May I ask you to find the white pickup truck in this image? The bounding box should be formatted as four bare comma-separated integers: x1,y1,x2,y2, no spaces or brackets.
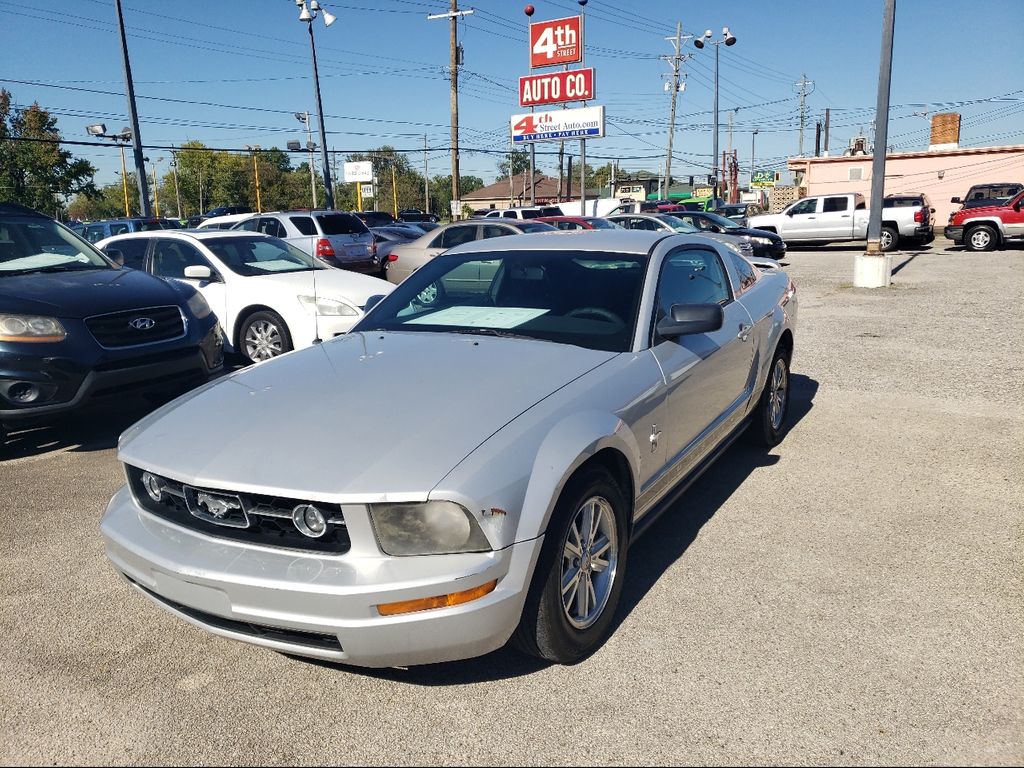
746,192,933,251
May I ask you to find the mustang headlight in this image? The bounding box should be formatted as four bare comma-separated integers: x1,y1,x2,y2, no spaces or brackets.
750,236,774,246
0,313,67,343
369,501,492,556
185,291,213,319
298,295,359,316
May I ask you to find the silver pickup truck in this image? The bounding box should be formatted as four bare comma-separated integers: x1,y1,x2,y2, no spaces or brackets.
746,192,933,251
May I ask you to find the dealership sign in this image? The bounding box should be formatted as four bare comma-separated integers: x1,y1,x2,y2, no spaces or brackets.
511,105,604,144
529,16,582,68
343,161,373,183
519,68,595,107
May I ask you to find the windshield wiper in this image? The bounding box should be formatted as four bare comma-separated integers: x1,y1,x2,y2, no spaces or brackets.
447,327,532,339
1,264,104,276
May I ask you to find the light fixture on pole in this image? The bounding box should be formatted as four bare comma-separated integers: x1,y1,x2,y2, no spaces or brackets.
87,123,133,217
750,128,759,190
293,0,336,209
694,25,737,206
294,111,318,208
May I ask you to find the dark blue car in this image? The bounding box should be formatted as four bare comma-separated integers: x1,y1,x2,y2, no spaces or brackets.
0,204,224,445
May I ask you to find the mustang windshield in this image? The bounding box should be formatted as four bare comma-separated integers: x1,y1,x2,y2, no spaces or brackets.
357,249,648,353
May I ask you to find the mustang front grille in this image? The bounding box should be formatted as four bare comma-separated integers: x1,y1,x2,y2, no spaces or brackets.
125,465,351,555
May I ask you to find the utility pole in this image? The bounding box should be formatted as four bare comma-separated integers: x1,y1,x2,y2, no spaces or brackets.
114,0,151,217
423,134,430,213
170,148,182,219
794,72,815,157
855,0,897,288
661,22,690,198
428,3,474,219
508,135,515,206
727,109,736,157
824,108,831,156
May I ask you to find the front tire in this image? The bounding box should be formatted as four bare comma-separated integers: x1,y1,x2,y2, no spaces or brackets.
513,466,629,664
965,224,997,252
749,346,790,447
239,310,293,364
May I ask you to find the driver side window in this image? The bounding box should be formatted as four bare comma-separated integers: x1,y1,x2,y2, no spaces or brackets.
151,239,212,279
789,198,818,215
652,248,731,344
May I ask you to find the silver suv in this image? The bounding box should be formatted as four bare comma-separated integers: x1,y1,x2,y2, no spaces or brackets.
233,210,379,275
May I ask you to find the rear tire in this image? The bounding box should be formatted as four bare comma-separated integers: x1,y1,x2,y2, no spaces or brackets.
749,345,791,447
880,226,899,252
513,466,629,664
239,310,293,364
965,224,997,252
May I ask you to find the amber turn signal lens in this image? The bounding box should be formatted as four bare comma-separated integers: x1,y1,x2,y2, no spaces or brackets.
376,579,498,617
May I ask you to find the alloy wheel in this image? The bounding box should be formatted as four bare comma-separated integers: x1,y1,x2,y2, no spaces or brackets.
244,320,283,361
560,495,619,630
769,357,788,431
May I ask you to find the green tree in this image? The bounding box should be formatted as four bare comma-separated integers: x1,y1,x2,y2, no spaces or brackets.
0,89,96,215
430,174,483,219
497,149,530,180
68,175,138,220
345,146,426,213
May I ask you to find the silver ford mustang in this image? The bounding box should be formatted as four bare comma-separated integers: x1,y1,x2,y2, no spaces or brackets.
101,230,798,667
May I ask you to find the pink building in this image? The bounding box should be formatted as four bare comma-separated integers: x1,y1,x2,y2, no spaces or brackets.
787,144,1024,229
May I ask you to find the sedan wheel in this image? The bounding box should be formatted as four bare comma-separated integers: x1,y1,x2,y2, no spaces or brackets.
240,311,293,364
513,466,629,664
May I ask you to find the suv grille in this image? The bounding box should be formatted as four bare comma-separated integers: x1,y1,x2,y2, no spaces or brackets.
86,306,185,348
125,466,351,555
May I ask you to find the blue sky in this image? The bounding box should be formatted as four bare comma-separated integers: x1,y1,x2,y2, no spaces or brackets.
3,0,1023,189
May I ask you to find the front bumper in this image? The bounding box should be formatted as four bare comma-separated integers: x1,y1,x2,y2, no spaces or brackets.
944,226,964,244
0,321,222,423
751,239,787,260
101,485,541,667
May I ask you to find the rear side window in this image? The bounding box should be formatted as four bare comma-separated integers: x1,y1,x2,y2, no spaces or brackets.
290,216,316,236
516,222,556,233
437,225,478,248
555,221,582,230
84,224,107,242
481,224,512,239
151,239,211,279
823,197,849,213
316,213,368,235
109,223,131,236
235,218,258,231
727,251,758,293
256,217,285,239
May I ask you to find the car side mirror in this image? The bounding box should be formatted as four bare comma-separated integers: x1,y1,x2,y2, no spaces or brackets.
656,303,724,339
183,265,213,280
950,197,961,204
1014,200,1022,212
105,248,124,267
785,209,794,217
364,294,386,312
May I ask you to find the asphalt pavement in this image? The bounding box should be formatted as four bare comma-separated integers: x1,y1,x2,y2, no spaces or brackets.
1,238,1021,765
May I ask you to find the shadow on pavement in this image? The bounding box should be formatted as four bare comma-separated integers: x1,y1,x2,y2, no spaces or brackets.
891,253,919,275
1,396,166,461
299,373,819,685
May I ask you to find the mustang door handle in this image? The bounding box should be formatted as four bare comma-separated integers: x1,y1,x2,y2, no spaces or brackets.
737,323,752,341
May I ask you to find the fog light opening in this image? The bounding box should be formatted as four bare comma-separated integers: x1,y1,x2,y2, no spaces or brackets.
7,382,40,403
292,504,328,538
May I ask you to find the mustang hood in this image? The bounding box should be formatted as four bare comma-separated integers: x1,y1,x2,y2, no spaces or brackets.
119,332,615,500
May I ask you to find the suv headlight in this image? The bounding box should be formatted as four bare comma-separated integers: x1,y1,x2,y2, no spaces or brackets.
0,313,67,343
369,501,492,556
186,291,213,319
298,295,359,316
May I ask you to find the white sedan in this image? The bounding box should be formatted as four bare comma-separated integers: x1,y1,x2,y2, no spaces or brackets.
96,230,393,363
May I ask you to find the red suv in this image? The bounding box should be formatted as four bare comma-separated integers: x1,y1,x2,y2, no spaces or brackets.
945,189,1024,251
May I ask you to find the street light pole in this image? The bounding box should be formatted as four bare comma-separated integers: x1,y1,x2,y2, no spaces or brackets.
295,112,318,208
170,149,182,219
694,26,736,206
113,0,151,217
296,1,337,209
750,128,758,189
